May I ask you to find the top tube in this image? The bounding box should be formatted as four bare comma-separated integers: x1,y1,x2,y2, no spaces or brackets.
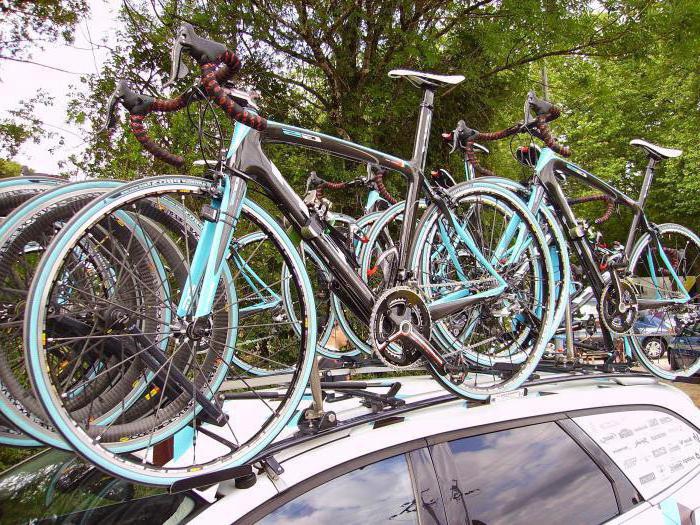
261,121,413,177
535,147,637,209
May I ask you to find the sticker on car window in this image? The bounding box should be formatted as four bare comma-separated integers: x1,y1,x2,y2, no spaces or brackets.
573,410,700,499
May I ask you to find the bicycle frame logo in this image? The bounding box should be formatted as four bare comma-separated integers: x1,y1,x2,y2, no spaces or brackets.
282,129,322,142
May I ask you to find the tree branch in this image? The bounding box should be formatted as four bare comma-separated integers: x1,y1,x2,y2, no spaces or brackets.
0,55,85,75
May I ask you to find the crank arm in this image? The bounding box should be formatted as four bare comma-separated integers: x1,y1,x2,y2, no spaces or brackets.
379,323,447,375
429,290,503,322
636,298,678,311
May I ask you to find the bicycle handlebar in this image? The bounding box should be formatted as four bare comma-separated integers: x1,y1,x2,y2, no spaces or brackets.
534,115,571,157
170,23,267,131
444,92,571,166
105,80,185,168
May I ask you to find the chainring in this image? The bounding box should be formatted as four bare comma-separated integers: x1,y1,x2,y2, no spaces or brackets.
599,279,638,334
369,286,431,369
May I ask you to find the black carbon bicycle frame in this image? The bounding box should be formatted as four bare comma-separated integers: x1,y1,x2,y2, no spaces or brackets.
536,152,668,350
227,88,437,324
538,154,658,293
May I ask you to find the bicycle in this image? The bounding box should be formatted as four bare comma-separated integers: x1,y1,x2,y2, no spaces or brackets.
449,91,700,378
22,24,555,485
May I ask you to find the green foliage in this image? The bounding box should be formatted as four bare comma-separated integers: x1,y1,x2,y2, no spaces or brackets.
5,0,700,231
538,1,700,238
0,159,23,178
0,91,56,158
0,446,41,474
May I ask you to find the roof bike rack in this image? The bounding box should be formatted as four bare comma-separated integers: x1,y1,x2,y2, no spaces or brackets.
172,365,662,493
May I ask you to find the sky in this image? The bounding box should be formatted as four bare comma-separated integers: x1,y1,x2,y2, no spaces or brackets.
0,0,121,174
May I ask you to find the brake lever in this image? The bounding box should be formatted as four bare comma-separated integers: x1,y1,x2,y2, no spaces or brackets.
449,131,459,154
448,120,478,153
306,171,326,192
165,23,228,88
164,36,189,88
98,80,155,133
100,89,120,133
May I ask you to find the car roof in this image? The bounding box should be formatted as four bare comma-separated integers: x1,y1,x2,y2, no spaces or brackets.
189,372,700,524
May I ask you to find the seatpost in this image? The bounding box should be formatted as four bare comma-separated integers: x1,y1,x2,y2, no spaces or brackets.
396,88,435,279
638,156,657,209
411,88,435,172
625,155,657,256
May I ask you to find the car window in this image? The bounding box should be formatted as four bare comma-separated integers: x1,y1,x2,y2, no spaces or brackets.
574,409,700,499
258,453,418,524
431,422,619,525
0,450,200,525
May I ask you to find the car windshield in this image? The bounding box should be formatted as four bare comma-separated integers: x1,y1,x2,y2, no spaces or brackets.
0,449,204,525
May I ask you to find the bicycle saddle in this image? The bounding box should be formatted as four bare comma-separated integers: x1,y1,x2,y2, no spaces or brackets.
388,69,465,89
630,139,682,160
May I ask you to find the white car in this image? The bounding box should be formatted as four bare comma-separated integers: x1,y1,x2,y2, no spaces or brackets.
1,372,699,524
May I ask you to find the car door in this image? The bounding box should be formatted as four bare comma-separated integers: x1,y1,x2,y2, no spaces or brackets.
237,446,448,525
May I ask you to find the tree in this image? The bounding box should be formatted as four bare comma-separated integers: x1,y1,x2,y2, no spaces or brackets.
68,0,660,197
0,159,22,178
537,1,700,238
0,91,56,158
0,0,89,67
0,0,88,162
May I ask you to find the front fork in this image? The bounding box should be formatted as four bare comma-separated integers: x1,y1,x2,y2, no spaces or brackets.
177,174,248,319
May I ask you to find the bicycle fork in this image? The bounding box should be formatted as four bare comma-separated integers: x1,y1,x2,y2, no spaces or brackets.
124,174,249,428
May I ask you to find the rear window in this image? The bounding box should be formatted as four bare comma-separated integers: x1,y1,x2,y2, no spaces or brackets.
574,409,700,499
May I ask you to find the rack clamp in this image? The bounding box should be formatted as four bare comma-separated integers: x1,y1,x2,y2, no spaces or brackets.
297,355,338,435
297,407,337,435
258,455,285,481
324,381,405,413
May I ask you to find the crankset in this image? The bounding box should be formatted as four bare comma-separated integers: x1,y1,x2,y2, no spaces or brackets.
599,278,638,334
369,286,446,374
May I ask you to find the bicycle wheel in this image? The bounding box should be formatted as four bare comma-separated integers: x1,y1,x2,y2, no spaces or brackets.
0,175,63,220
0,180,181,448
25,176,315,486
473,176,570,340
627,223,700,378
284,244,349,358
313,212,370,358
411,183,555,398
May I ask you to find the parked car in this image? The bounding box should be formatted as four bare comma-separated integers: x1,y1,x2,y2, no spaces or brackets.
571,296,677,359
668,321,700,373
0,372,698,524
634,312,677,359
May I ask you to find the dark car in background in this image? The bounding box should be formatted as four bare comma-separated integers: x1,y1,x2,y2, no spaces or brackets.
668,320,700,373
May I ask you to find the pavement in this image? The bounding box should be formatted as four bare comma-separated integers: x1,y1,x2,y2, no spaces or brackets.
664,380,700,407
